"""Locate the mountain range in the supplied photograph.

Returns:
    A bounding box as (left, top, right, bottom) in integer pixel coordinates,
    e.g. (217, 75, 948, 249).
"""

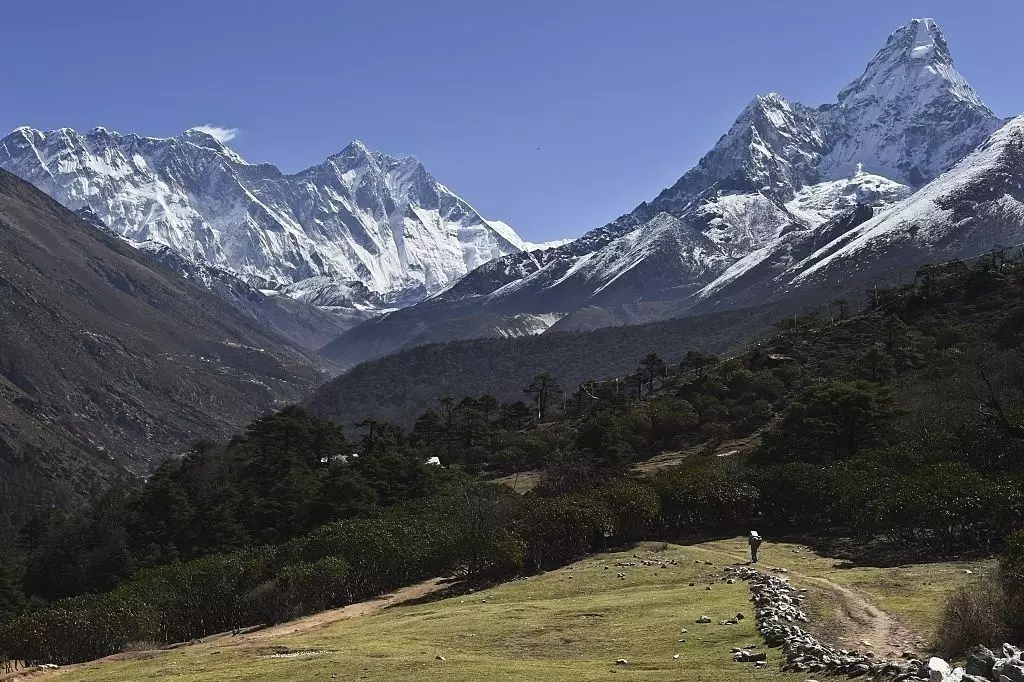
(0, 14, 1022, 532)
(319, 17, 1024, 368)
(0, 128, 565, 333)
(2, 17, 1023, 377)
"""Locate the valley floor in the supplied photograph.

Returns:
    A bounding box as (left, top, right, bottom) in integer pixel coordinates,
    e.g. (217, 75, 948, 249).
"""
(31, 539, 993, 682)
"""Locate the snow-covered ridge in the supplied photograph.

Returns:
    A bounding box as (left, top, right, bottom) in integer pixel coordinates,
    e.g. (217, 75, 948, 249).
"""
(525, 238, 574, 251)
(420, 17, 1004, 315)
(686, 115, 1024, 312)
(785, 166, 912, 225)
(793, 115, 1024, 282)
(0, 127, 533, 303)
(494, 313, 566, 338)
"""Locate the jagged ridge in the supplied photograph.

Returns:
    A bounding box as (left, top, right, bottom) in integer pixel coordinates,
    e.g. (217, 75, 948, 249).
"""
(321, 17, 1013, 368)
(0, 129, 530, 305)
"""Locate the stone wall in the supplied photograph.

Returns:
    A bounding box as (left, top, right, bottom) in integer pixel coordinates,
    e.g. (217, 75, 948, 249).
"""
(727, 565, 1024, 682)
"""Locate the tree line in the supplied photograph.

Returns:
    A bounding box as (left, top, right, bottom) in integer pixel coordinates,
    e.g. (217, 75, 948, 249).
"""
(2, 255, 1024, 664)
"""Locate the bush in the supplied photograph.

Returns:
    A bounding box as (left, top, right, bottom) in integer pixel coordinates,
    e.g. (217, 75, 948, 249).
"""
(652, 464, 758, 537)
(934, 579, 1007, 657)
(595, 480, 662, 542)
(1001, 530, 1024, 638)
(522, 496, 610, 571)
(277, 556, 352, 619)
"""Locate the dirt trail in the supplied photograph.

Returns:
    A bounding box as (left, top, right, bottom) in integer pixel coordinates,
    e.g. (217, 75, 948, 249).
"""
(698, 546, 920, 658)
(245, 577, 447, 640)
(30, 577, 448, 679)
(800, 575, 918, 657)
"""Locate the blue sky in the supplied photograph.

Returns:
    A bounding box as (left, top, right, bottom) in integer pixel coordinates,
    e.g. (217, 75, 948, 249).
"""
(2, 1, 1021, 242)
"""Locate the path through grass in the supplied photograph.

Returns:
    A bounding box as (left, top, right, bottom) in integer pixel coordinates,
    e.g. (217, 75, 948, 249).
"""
(50, 538, 988, 681)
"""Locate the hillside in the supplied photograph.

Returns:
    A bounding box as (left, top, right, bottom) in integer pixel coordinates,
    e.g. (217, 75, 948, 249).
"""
(31, 540, 989, 681)
(310, 303, 788, 428)
(0, 170, 324, 527)
(3, 254, 1024, 672)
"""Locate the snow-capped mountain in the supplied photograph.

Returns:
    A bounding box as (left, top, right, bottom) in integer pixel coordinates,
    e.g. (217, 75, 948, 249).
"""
(321, 17, 1016, 368)
(0, 129, 530, 305)
(687, 114, 1024, 313)
(428, 17, 1001, 313)
(821, 17, 1000, 184)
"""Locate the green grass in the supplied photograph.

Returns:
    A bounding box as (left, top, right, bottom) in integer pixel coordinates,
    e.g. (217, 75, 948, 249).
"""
(487, 470, 542, 493)
(818, 560, 995, 639)
(695, 537, 997, 645)
(50, 538, 987, 681)
(54, 542, 804, 682)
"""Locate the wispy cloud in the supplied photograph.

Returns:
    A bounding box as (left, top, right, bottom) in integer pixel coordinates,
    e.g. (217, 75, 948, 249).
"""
(190, 124, 239, 143)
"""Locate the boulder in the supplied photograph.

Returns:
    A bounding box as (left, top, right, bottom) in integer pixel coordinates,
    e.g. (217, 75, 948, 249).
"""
(849, 663, 871, 677)
(929, 657, 951, 682)
(734, 650, 767, 663)
(994, 645, 1024, 682)
(965, 646, 996, 678)
(995, 662, 1024, 682)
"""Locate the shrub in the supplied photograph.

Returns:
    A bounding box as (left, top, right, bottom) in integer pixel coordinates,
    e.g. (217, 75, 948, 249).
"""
(595, 480, 662, 542)
(1001, 530, 1024, 638)
(522, 495, 610, 571)
(934, 578, 1006, 657)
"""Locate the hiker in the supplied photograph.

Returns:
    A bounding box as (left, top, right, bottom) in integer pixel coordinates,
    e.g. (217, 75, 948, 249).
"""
(748, 531, 763, 564)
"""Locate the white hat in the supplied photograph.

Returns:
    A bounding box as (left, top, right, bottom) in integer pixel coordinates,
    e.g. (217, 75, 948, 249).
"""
(750, 530, 760, 537)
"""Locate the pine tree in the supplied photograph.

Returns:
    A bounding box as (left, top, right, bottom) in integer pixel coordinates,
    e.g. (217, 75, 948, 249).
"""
(524, 373, 561, 419)
(0, 557, 25, 625)
(640, 353, 666, 391)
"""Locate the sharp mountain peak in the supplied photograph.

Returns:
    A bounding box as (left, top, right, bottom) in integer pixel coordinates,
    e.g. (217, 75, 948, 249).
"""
(0, 124, 527, 297)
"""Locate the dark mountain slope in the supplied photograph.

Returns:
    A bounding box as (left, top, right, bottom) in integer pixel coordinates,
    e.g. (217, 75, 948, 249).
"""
(0, 170, 324, 524)
(135, 243, 354, 351)
(307, 303, 790, 429)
